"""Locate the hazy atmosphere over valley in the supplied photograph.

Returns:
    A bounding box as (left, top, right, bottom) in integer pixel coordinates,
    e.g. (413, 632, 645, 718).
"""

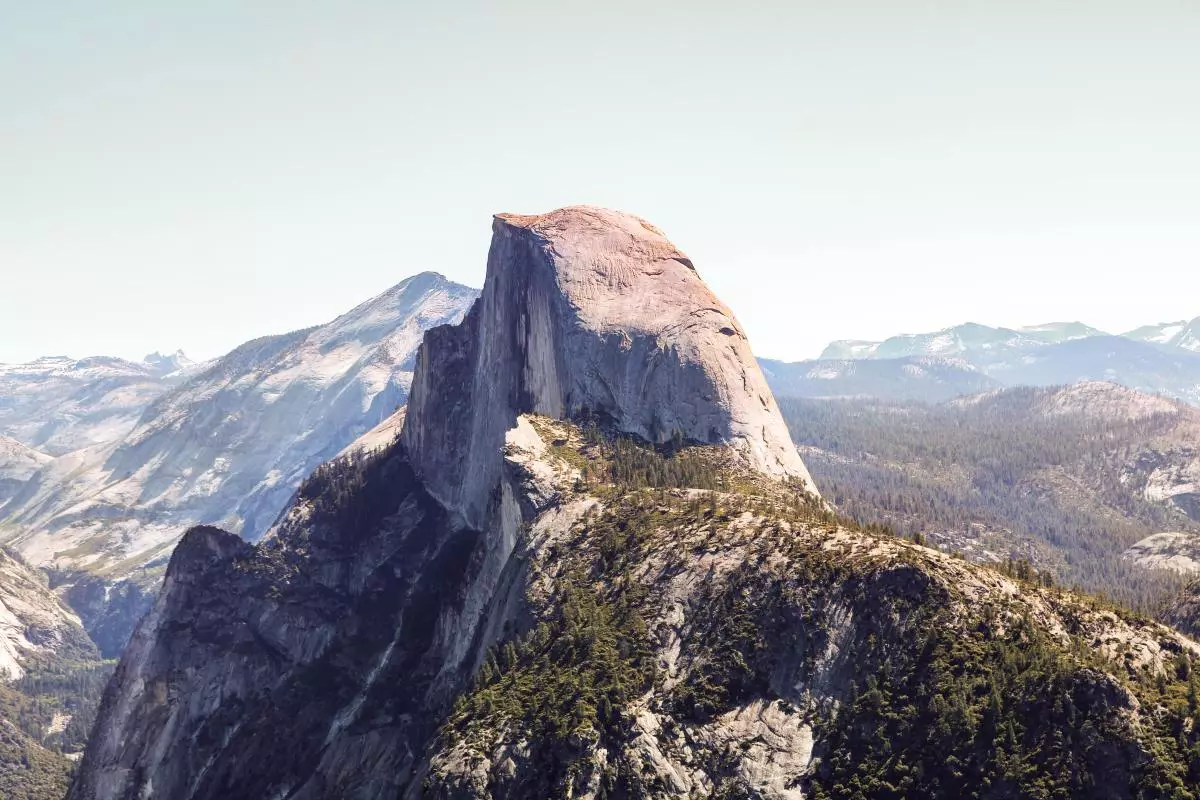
(3, 3, 1200, 799)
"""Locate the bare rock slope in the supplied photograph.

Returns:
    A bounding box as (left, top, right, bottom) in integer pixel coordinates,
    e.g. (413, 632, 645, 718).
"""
(404, 207, 816, 528)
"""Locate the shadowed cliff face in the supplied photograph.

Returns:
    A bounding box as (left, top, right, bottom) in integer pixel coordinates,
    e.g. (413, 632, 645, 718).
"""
(402, 206, 817, 529)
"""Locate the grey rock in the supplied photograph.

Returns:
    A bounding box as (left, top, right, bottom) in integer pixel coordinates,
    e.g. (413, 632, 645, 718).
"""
(404, 206, 817, 527)
(70, 207, 821, 800)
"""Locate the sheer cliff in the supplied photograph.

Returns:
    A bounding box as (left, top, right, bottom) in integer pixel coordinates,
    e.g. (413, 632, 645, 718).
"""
(70, 209, 1200, 800)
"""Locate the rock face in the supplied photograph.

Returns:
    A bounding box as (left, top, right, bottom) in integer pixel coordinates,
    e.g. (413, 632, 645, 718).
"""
(0, 549, 96, 682)
(0, 435, 51, 512)
(404, 207, 816, 527)
(69, 207, 819, 799)
(1123, 532, 1200, 574)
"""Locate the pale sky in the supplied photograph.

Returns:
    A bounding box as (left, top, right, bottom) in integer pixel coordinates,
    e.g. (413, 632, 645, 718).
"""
(3, 1, 1198, 364)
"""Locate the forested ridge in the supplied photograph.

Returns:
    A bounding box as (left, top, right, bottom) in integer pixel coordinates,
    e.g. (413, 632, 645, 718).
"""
(779, 387, 1200, 612)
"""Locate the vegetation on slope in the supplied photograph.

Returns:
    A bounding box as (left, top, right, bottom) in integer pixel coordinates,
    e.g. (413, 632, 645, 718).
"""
(778, 394, 1198, 612)
(428, 420, 1200, 799)
(0, 651, 114, 798)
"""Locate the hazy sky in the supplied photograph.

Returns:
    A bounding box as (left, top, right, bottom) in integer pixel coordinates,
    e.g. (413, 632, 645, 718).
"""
(3, 1, 1198, 364)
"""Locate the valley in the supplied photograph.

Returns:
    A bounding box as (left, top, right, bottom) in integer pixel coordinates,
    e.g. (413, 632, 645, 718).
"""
(775, 384, 1200, 611)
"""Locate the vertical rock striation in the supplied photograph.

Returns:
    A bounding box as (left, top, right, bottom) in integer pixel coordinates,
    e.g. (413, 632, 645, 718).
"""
(403, 206, 816, 528)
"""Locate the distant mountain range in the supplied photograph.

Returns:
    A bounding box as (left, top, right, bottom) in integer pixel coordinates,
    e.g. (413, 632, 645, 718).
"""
(759, 355, 1000, 403)
(821, 318, 1200, 360)
(0, 272, 476, 654)
(764, 318, 1200, 404)
(0, 354, 197, 457)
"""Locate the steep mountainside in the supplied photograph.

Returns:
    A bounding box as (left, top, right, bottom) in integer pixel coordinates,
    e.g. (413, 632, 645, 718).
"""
(71, 209, 1200, 800)
(0, 549, 111, 799)
(780, 382, 1200, 610)
(0, 272, 476, 655)
(0, 356, 191, 457)
(760, 355, 1000, 403)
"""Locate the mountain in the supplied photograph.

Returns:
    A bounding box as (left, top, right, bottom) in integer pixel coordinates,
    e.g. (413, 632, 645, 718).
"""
(0, 548, 111, 799)
(1018, 321, 1110, 344)
(71, 209, 1200, 800)
(813, 338, 877, 360)
(779, 381, 1200, 610)
(760, 355, 1000, 403)
(1124, 317, 1200, 353)
(0, 356, 190, 457)
(140, 350, 194, 376)
(988, 336, 1200, 404)
(818, 321, 1104, 362)
(0, 436, 50, 512)
(0, 272, 477, 655)
(815, 322, 1200, 404)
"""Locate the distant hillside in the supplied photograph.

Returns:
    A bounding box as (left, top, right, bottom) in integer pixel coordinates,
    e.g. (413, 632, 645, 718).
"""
(0, 548, 110, 799)
(760, 355, 1000, 403)
(989, 336, 1200, 404)
(820, 321, 1106, 361)
(780, 382, 1200, 611)
(811, 321, 1200, 405)
(1124, 317, 1200, 353)
(0, 355, 193, 457)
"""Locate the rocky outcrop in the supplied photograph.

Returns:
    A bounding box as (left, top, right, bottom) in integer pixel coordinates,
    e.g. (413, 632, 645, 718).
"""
(0, 548, 96, 682)
(403, 207, 816, 528)
(1123, 531, 1200, 574)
